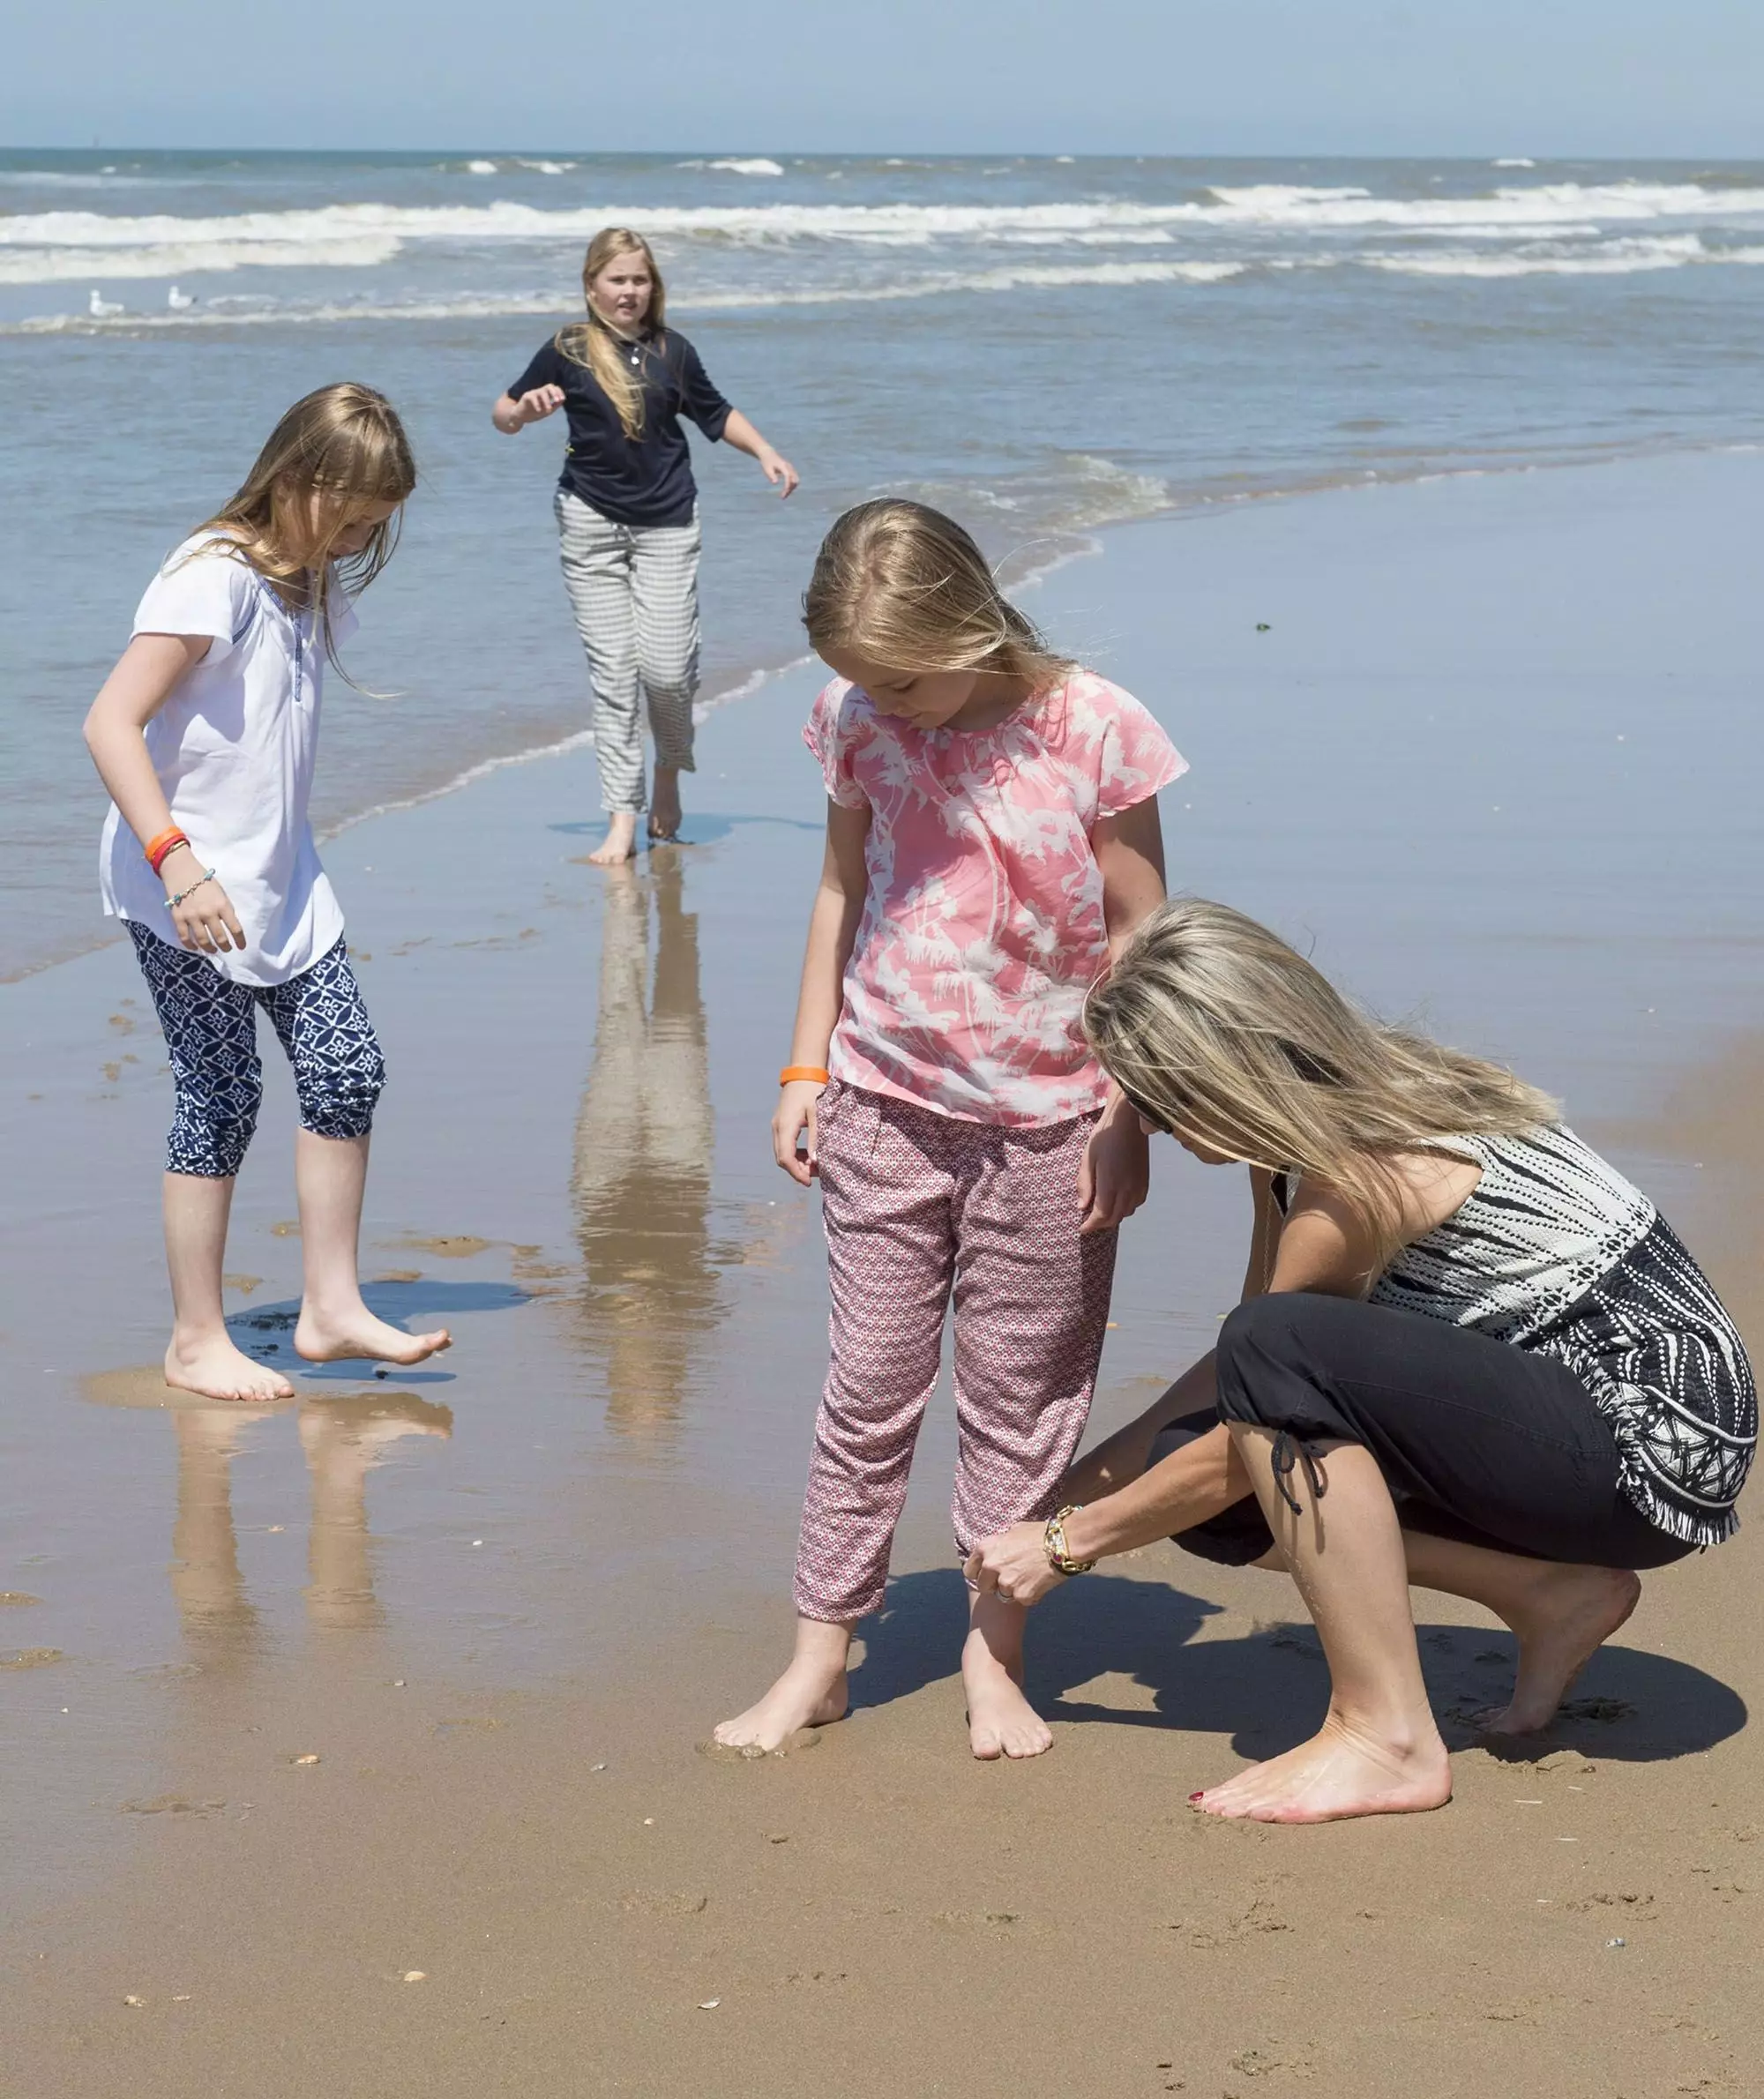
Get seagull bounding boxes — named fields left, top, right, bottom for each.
left=88, top=289, right=124, bottom=317
left=167, top=284, right=197, bottom=310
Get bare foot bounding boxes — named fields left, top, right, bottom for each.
left=1193, top=1712, right=1452, bottom=1823
left=165, top=1332, right=295, bottom=1403
left=962, top=1626, right=1053, bottom=1760
left=714, top=1657, right=848, bottom=1753
left=647, top=768, right=682, bottom=842
left=1475, top=1565, right=1641, bottom=1735
left=585, top=811, right=639, bottom=866
left=294, top=1309, right=452, bottom=1367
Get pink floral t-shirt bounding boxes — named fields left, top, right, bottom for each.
left=806, top=670, right=1187, bottom=1126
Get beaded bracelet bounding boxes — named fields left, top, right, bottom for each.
left=167, top=867, right=218, bottom=911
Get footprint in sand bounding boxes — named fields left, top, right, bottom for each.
left=697, top=1729, right=824, bottom=1762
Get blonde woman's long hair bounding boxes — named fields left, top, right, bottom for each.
left=802, top=499, right=1073, bottom=692
left=1085, top=898, right=1559, bottom=1273
left=191, top=381, right=415, bottom=670
left=557, top=228, right=665, bottom=441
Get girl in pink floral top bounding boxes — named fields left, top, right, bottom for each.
left=714, top=500, right=1185, bottom=1763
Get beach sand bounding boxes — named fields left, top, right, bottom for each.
left=3, top=450, right=1762, bottom=2095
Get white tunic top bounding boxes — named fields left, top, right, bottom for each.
left=100, top=535, right=353, bottom=987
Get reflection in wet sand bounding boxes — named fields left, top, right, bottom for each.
left=300, top=1398, right=453, bottom=1631
left=83, top=1373, right=452, bottom=1660
left=169, top=1409, right=265, bottom=1660
left=573, top=858, right=721, bottom=1436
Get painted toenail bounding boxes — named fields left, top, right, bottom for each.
left=1188, top=1791, right=1204, bottom=1804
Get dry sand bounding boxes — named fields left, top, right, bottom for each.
left=3, top=452, right=1763, bottom=2097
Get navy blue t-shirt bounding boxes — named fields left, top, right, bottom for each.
left=507, top=325, right=732, bottom=527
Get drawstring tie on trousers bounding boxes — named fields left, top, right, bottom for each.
left=1270, top=1429, right=1327, bottom=1517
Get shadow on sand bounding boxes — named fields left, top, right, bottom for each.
left=850, top=1565, right=1747, bottom=1766
left=225, top=1278, right=534, bottom=1382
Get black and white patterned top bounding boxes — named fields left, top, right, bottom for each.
left=1276, top=1125, right=1756, bottom=1546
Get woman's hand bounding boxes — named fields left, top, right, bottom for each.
left=965, top=1522, right=1064, bottom=1608
left=757, top=447, right=799, bottom=498
left=161, top=845, right=246, bottom=955
left=1078, top=1094, right=1151, bottom=1233
left=773, top=1079, right=826, bottom=1185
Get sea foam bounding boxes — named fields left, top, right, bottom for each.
left=6, top=181, right=1761, bottom=280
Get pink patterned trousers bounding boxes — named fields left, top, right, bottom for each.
left=794, top=1080, right=1119, bottom=1623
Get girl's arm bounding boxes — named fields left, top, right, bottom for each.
left=721, top=409, right=799, bottom=498
left=83, top=634, right=248, bottom=955
left=491, top=385, right=564, bottom=434
left=1077, top=796, right=1169, bottom=1230
left=773, top=798, right=871, bottom=1184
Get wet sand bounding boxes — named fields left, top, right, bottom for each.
left=4, top=449, right=1764, bottom=2095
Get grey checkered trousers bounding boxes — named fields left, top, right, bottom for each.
left=555, top=489, right=702, bottom=815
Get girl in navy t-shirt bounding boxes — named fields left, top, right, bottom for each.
left=493, top=227, right=798, bottom=861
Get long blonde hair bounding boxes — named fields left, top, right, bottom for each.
left=557, top=228, right=666, bottom=440
left=1085, top=898, right=1559, bottom=1270
left=191, top=381, right=415, bottom=669
left=802, top=499, right=1073, bottom=691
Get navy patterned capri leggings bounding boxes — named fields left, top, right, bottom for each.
left=129, top=926, right=385, bottom=1178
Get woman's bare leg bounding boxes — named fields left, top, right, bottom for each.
left=1195, top=1431, right=1452, bottom=1823
left=1250, top=1527, right=1641, bottom=1736
left=1400, top=1531, right=1640, bottom=1733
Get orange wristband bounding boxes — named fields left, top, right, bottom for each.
left=144, top=826, right=190, bottom=875
left=779, top=1065, right=830, bottom=1087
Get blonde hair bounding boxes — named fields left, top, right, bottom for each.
left=1085, top=898, right=1559, bottom=1272
left=191, top=381, right=415, bottom=670
left=802, top=499, right=1073, bottom=691
left=557, top=228, right=665, bottom=440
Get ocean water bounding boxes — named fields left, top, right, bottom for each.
left=5, top=147, right=1764, bottom=978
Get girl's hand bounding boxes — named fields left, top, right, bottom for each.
left=1078, top=1098, right=1151, bottom=1233
left=518, top=385, right=566, bottom=423
left=758, top=448, right=799, bottom=499
left=773, top=1078, right=825, bottom=1184
left=964, top=1522, right=1064, bottom=1608
left=162, top=847, right=246, bottom=955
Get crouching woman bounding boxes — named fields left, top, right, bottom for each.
left=966, top=899, right=1756, bottom=1823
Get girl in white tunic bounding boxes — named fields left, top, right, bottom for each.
left=84, top=383, right=451, bottom=1402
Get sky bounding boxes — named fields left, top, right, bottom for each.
left=6, top=0, right=1762, bottom=159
